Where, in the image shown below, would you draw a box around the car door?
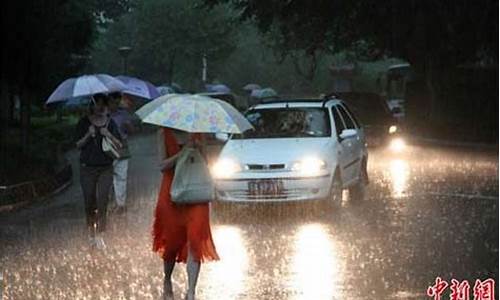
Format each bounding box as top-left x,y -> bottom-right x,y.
330,105 -> 355,185
341,102 -> 366,147
337,103 -> 363,183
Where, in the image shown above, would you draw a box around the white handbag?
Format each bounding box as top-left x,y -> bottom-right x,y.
170,147 -> 214,204
102,136 -> 130,160
102,136 -> 119,159
100,119 -> 130,160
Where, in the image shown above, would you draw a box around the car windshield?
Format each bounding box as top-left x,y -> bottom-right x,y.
234,107 -> 331,139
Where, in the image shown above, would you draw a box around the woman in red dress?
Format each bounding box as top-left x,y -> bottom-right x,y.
152,128 -> 219,300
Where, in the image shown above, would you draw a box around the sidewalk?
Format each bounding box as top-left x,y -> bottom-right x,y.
0,133 -> 158,228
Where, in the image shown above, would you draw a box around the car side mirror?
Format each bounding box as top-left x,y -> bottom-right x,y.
215,133 -> 229,142
339,129 -> 357,140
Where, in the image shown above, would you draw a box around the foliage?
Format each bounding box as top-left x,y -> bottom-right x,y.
2,1 -> 96,100
90,0 -> 238,90
204,0 -> 497,68
0,0 -> 132,175
88,12 -> 138,75
0,115 -> 76,185
203,0 -> 384,81
213,24 -> 324,95
94,0 -> 136,26
91,12 -> 397,96
2,0 -> 134,106
214,24 -> 402,96
204,0 -> 498,138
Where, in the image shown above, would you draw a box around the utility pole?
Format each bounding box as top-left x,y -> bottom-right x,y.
202,54 -> 207,84
118,46 -> 132,74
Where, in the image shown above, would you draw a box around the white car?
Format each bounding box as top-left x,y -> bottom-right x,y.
211,97 -> 369,207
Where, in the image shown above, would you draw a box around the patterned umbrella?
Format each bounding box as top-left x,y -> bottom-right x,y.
46,74 -> 126,104
116,75 -> 160,100
135,94 -> 253,133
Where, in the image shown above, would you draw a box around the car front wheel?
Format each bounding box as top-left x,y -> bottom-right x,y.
349,158 -> 368,203
327,171 -> 343,209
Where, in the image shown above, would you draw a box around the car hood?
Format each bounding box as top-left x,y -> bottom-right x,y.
220,138 -> 332,165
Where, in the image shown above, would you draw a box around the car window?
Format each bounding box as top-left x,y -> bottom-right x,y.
341,103 -> 361,127
234,107 -> 331,139
331,106 -> 345,137
337,105 -> 357,129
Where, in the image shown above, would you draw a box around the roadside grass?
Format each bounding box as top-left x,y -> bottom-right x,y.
1,112 -> 79,185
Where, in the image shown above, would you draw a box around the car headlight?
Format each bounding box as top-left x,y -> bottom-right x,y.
291,157 -> 327,176
389,125 -> 398,134
211,158 -> 242,179
389,137 -> 406,152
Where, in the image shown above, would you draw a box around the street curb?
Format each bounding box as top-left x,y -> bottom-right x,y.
0,132 -> 147,214
0,163 -> 73,213
0,180 -> 73,213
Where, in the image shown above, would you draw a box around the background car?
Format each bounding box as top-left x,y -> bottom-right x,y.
335,92 -> 402,148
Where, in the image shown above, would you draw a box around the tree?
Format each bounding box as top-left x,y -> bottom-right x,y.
90,0 -> 237,90
1,0 -> 96,159
205,0 -> 497,64
213,23 -> 338,95
94,0 -> 136,26
204,0 -> 369,82
204,0 -> 498,109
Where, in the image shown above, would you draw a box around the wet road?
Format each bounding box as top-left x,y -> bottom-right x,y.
0,134 -> 498,300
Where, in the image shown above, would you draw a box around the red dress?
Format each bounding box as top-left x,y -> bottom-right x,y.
152,129 -> 219,263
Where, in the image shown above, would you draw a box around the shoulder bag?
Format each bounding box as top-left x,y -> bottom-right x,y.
170,147 -> 214,204
101,119 -> 130,160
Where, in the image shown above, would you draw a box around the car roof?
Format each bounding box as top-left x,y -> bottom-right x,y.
251,98 -> 343,109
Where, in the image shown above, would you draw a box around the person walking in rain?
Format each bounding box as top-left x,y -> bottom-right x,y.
75,93 -> 122,249
153,128 -> 219,300
108,92 -> 135,213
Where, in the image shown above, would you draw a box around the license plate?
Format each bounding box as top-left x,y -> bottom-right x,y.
248,179 -> 284,196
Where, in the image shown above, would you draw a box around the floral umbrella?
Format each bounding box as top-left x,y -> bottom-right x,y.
135,94 -> 253,134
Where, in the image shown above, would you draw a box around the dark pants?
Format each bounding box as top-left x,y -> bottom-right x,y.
80,165 -> 113,235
